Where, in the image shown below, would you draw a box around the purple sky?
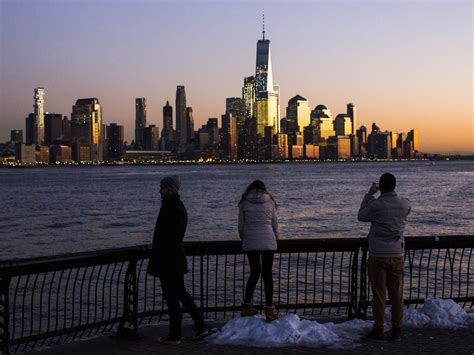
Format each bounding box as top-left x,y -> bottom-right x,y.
1,0 -> 472,153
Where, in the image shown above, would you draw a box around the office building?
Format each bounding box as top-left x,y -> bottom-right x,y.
311,105 -> 335,141
221,113 -> 237,160
44,113 -> 63,146
161,100 -> 174,151
135,98 -> 147,149
33,87 -> 45,145
144,125 -> 160,151
106,123 -> 124,160
255,14 -> 279,136
186,107 -> 195,144
334,114 -> 352,136
347,103 -> 357,136
286,95 -> 311,145
175,85 -> 187,148
71,98 -> 103,161
10,130 -> 23,144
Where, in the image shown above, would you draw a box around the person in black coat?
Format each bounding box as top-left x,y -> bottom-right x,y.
147,175 -> 206,343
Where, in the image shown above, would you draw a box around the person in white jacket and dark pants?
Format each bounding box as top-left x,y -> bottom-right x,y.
238,180 -> 279,322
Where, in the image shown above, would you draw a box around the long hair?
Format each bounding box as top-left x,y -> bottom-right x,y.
239,179 -> 277,207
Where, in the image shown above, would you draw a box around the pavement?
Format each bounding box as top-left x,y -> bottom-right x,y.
26,317 -> 474,355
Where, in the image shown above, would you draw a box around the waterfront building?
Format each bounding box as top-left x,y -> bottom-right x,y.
367,127 -> 391,159
44,113 -> 63,146
38,146 -> 50,163
255,15 -> 279,136
305,144 -> 319,159
186,107 -> 195,145
175,85 -> 187,149
144,125 -> 160,151
334,114 -> 352,136
33,87 -> 45,145
14,143 -> 36,164
336,136 -> 351,160
50,145 -> 73,163
311,105 -> 335,141
135,98 -> 147,149
347,103 -> 357,137
221,113 -> 237,160
161,101 -> 174,151
291,145 -> 304,159
106,123 -> 124,160
275,133 -> 288,160
62,117 -> 71,143
25,113 -> 35,145
226,97 -> 245,133
71,98 -> 103,161
10,130 -> 22,144
286,95 -> 311,145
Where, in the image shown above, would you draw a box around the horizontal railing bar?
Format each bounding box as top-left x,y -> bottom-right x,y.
1,236 -> 472,276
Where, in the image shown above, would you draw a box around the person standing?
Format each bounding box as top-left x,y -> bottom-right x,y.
147,176 -> 207,344
358,173 -> 411,341
238,180 -> 279,322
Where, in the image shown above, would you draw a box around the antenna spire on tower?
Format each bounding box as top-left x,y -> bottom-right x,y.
262,10 -> 265,40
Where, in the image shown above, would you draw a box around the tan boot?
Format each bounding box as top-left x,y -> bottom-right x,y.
264,306 -> 278,322
240,303 -> 258,317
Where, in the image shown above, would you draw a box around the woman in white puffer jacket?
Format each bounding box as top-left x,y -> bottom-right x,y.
238,180 -> 278,322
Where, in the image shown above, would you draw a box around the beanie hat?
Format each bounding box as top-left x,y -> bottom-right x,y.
160,175 -> 180,194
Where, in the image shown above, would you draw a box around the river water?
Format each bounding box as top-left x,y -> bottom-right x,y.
1,161 -> 473,260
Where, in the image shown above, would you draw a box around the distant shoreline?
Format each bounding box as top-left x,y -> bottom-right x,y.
1,157 -> 473,168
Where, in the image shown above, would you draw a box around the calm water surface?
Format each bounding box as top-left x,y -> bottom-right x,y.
1,161 -> 473,260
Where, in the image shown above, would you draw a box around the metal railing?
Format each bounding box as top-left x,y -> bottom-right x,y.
0,235 -> 472,353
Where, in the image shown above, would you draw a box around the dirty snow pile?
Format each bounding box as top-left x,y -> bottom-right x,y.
207,299 -> 474,348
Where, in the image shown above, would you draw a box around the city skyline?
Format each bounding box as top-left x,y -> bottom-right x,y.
0,0 -> 472,154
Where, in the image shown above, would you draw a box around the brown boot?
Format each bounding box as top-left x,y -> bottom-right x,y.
240,303 -> 258,317
264,306 -> 278,322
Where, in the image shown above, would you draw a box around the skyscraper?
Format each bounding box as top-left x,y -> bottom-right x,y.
44,113 -> 63,146
71,98 -> 103,160
175,85 -> 187,149
33,87 -> 45,145
286,95 -> 311,145
334,114 -> 352,136
106,123 -> 124,160
255,13 -> 279,136
347,103 -> 357,136
226,98 -> 245,133
161,100 -> 173,151
221,113 -> 237,160
135,98 -> 147,149
186,107 -> 195,144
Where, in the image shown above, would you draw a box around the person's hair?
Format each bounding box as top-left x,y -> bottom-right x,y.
379,173 -> 396,193
239,179 -> 277,207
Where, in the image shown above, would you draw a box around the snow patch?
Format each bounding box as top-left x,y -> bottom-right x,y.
208,299 -> 473,348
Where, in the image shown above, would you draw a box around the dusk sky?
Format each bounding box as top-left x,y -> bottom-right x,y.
1,0 -> 472,154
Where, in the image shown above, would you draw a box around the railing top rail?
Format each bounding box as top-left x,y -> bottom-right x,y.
1,235 -> 472,277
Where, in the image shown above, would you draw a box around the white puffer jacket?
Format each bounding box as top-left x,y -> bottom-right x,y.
238,190 -> 278,251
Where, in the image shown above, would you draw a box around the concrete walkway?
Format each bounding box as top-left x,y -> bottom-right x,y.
29,320 -> 474,355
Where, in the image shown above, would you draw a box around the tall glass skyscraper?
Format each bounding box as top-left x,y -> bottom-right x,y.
135,98 -> 147,149
175,85 -> 187,149
255,14 -> 279,136
33,87 -> 45,145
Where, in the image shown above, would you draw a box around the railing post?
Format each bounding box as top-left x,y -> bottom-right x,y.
358,247 -> 368,319
117,259 -> 138,339
348,248 -> 358,320
0,276 -> 11,355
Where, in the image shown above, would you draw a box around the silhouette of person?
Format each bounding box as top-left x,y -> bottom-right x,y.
358,173 -> 411,341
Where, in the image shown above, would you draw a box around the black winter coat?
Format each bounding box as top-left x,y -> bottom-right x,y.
147,193 -> 188,277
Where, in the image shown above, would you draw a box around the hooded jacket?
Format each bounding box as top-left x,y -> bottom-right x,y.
238,190 -> 278,251
358,191 -> 411,257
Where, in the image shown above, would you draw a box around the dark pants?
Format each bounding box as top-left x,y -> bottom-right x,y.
160,273 -> 204,339
368,256 -> 404,329
244,251 -> 274,307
